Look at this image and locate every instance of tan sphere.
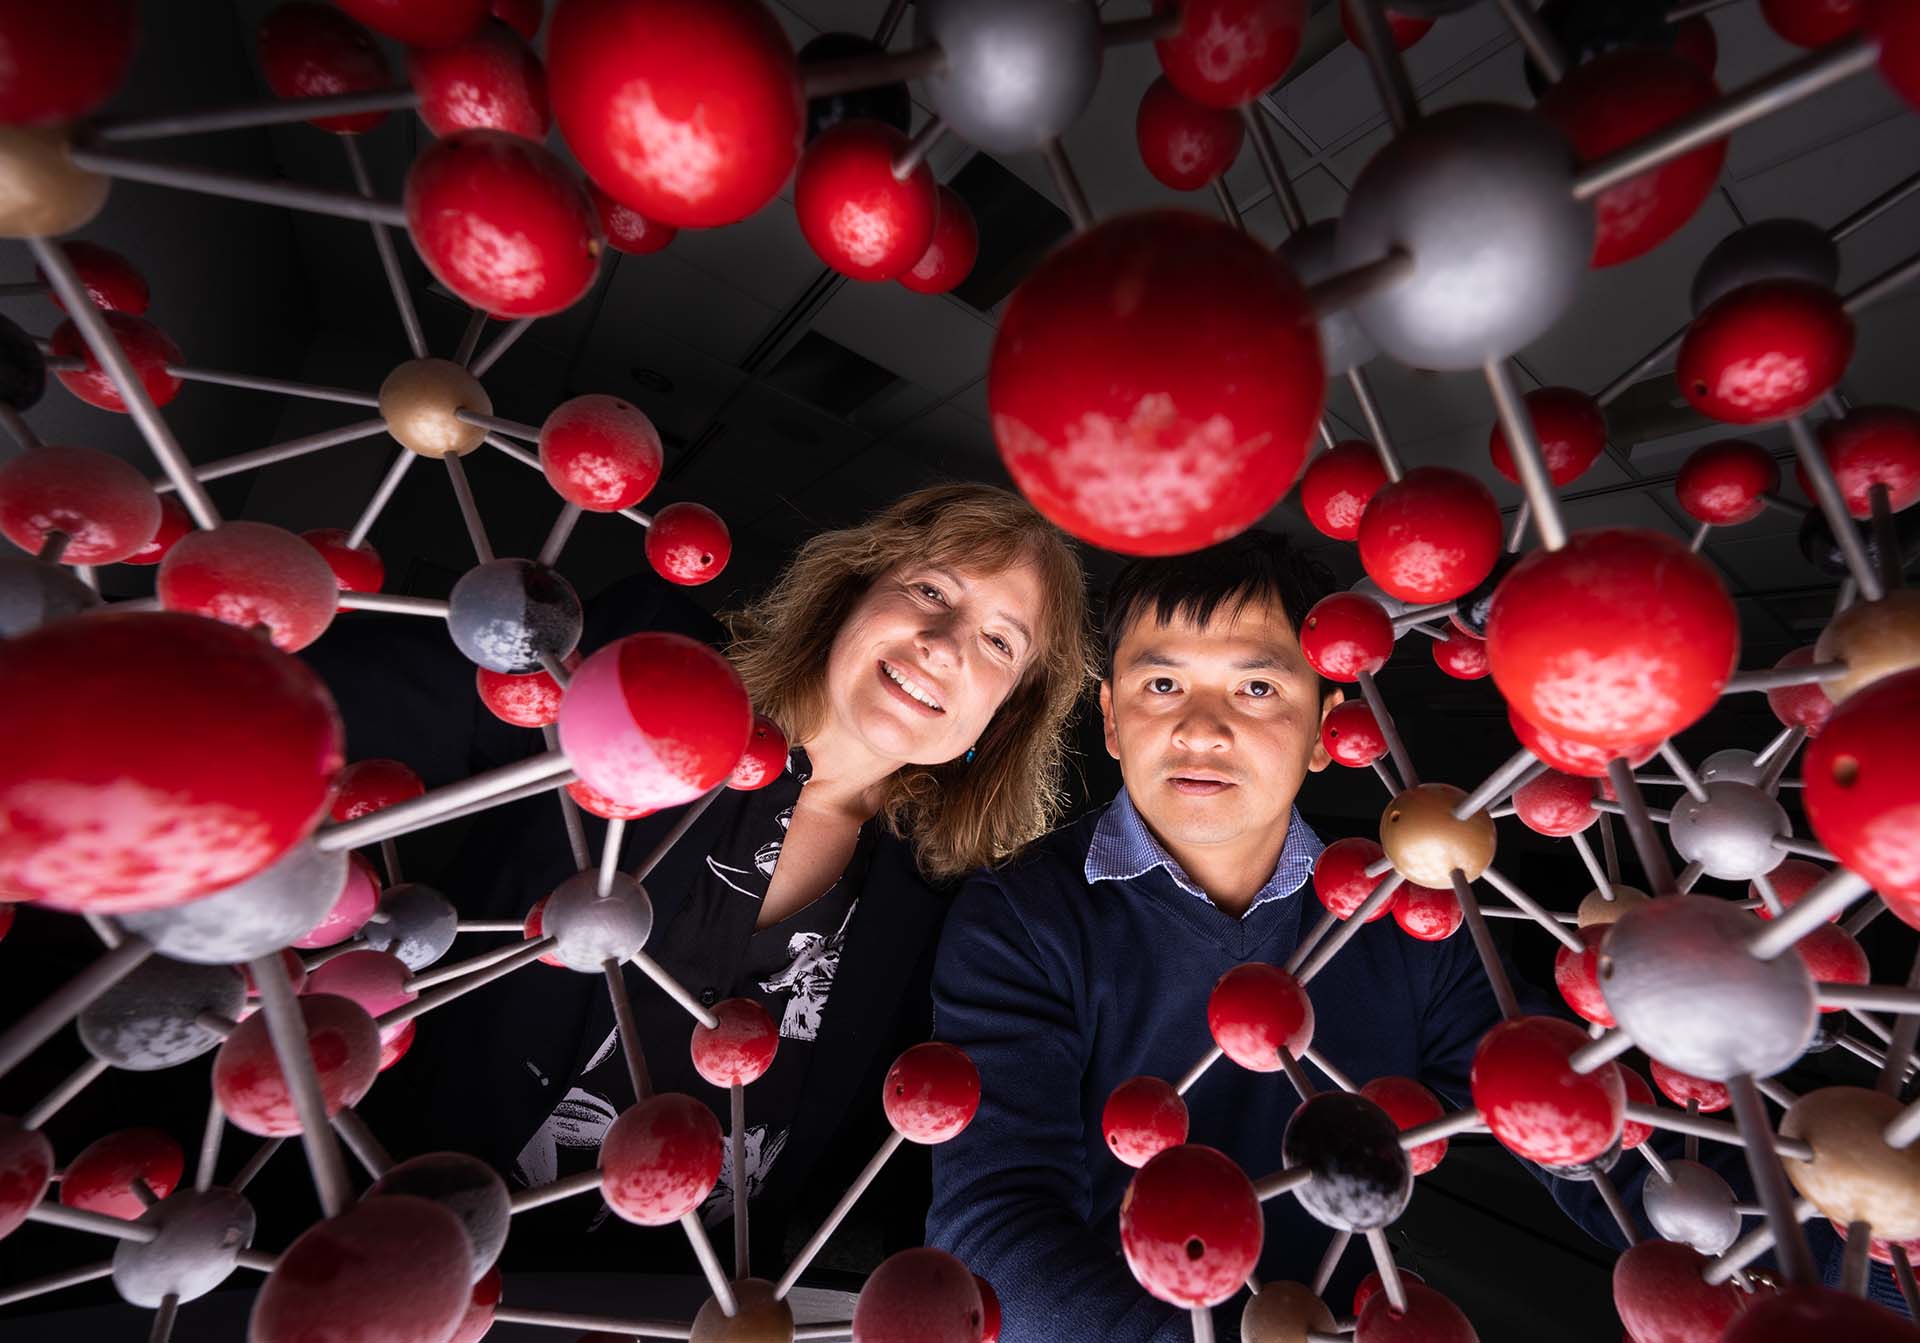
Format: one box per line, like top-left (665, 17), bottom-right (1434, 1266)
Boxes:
top-left (0, 126), bottom-right (109, 240)
top-left (1816, 589), bottom-right (1920, 704)
top-left (1242, 1280), bottom-right (1336, 1343)
top-left (378, 358), bottom-right (492, 458)
top-left (690, 1279), bottom-right (794, 1343)
top-left (1577, 885), bottom-right (1648, 928)
top-left (1780, 1086), bottom-right (1920, 1240)
top-left (1379, 783), bottom-right (1496, 887)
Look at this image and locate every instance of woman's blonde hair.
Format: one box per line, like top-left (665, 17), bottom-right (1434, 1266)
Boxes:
top-left (726, 483), bottom-right (1094, 882)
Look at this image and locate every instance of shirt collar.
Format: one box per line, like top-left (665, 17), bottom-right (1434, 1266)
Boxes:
top-left (1084, 786), bottom-right (1323, 916)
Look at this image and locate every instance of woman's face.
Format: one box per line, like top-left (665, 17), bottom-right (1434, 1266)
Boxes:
top-left (822, 557), bottom-right (1049, 767)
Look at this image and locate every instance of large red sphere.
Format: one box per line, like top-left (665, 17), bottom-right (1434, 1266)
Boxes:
top-left (1487, 387), bottom-right (1607, 487)
top-left (1619, 1066), bottom-right (1656, 1148)
top-left (0, 1119), bottom-right (52, 1242)
top-left (1102, 1076), bottom-right (1190, 1169)
top-left (1299, 440), bottom-right (1389, 542)
top-left (1321, 699), bottom-right (1387, 768)
top-left (1871, 0), bottom-right (1920, 110)
top-left (520, 894), bottom-right (568, 967)
top-left (1648, 1060), bottom-right (1728, 1114)
top-left (0, 0), bottom-right (137, 125)
top-left (645, 501), bottom-right (731, 586)
top-left (1314, 836), bottom-right (1391, 921)
top-left (1135, 75), bottom-right (1245, 191)
top-left (689, 996), bottom-right (779, 1087)
top-left (291, 852), bottom-right (380, 950)
top-left (1553, 925), bottom-right (1613, 1027)
top-left (600, 1092), bottom-right (724, 1225)
top-left (1487, 527), bottom-right (1738, 751)
top-left (539, 393), bottom-right (663, 511)
top-left (547, 0), bottom-right (802, 229)
top-left (122, 494), bottom-right (193, 566)
top-left (1353, 1282), bottom-right (1477, 1343)
top-left (795, 120), bottom-right (937, 283)
top-left (1300, 592), bottom-right (1393, 682)
top-left (989, 210), bottom-right (1323, 556)
top-left (213, 993), bottom-right (381, 1135)
top-left (1804, 406), bottom-right (1920, 518)
top-left (1430, 629), bottom-right (1489, 681)
top-left (852, 1248), bottom-right (986, 1343)
top-left (883, 1042), bottom-right (980, 1144)
top-left (51, 312), bottom-right (181, 412)
top-left (1752, 857), bottom-right (1833, 920)
top-left (448, 1267), bottom-right (503, 1343)
top-left (589, 181), bottom-right (678, 256)
top-left (476, 653), bottom-right (577, 729)
top-left (1120, 1144), bottom-right (1263, 1307)
top-left (0, 612), bottom-right (342, 911)
top-left (1678, 280), bottom-right (1854, 425)
top-left (1512, 768), bottom-right (1597, 836)
top-left (305, 951), bottom-right (417, 1060)
top-left (1353, 1268), bottom-right (1427, 1318)
top-left (301, 528), bottom-right (384, 596)
top-left (898, 185), bottom-right (979, 297)
top-left (1470, 1015), bottom-right (1623, 1165)
top-left (1392, 880), bottom-right (1462, 942)
top-left (158, 521), bottom-right (340, 652)
top-left (1805, 666), bottom-right (1920, 895)
top-left (250, 1195), bottom-right (474, 1343)
top-left (493, 0), bottom-right (543, 40)
top-left (1207, 962), bottom-right (1313, 1071)
top-left (334, 0), bottom-right (489, 47)
top-left (566, 777), bottom-right (649, 821)
top-left (1795, 922), bottom-right (1870, 1008)
top-left (1760, 0), bottom-right (1864, 47)
top-left (1767, 645), bottom-right (1835, 737)
top-left (41, 241), bottom-right (149, 315)
top-left (59, 1128), bottom-right (183, 1220)
top-left (1677, 439), bottom-right (1779, 525)
top-left (258, 3), bottom-right (393, 134)
top-left (1356, 467), bottom-right (1501, 605)
top-left (1726, 1286), bottom-right (1920, 1343)
top-left (1612, 1240), bottom-right (1746, 1343)
top-left (1152, 0), bottom-right (1307, 109)
top-left (1338, 1), bottom-right (1435, 52)
top-left (329, 759), bottom-right (425, 823)
top-left (1507, 703), bottom-right (1658, 779)
top-left (406, 130), bottom-right (601, 318)
top-left (0, 444), bottom-right (160, 564)
top-left (975, 1274), bottom-right (1002, 1343)
top-left (1360, 1076), bottom-right (1448, 1175)
top-left (728, 713), bottom-right (788, 791)
top-left (409, 17), bottom-right (550, 141)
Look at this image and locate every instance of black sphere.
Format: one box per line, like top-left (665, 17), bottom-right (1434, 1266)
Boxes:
top-left (1453, 551), bottom-right (1520, 639)
top-left (0, 312), bottom-right (46, 410)
top-left (799, 33), bottom-right (912, 142)
top-left (1282, 1092), bottom-right (1412, 1231)
top-left (1524, 0), bottom-right (1675, 98)
top-left (1797, 506), bottom-right (1920, 580)
top-left (1803, 1015), bottom-right (1845, 1056)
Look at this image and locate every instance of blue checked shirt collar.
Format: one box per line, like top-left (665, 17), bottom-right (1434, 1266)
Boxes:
top-left (1084, 787), bottom-right (1323, 916)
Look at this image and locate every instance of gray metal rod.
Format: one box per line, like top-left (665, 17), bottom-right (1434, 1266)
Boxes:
top-left (348, 450), bottom-right (414, 552)
top-left (1398, 1107), bottom-right (1484, 1150)
top-left (337, 592), bottom-right (448, 618)
top-left (1570, 1029), bottom-right (1635, 1075)
top-left (488, 434), bottom-right (653, 530)
top-left (1872, 482), bottom-right (1903, 595)
top-left (1593, 1169), bottom-right (1641, 1246)
top-left (250, 952), bottom-right (352, 1218)
top-left (1817, 983), bottom-right (1920, 1014)
top-left (732, 1082), bottom-right (749, 1279)
top-left (1723, 662), bottom-right (1849, 693)
top-left (317, 750), bottom-right (574, 851)
top-left (1493, 0), bottom-right (1567, 82)
top-left (1832, 168), bottom-right (1920, 243)
top-left (1770, 835), bottom-right (1834, 863)
top-left (1102, 11), bottom-right (1184, 45)
top-left (1175, 1046), bottom-right (1223, 1097)
top-left (94, 88), bottom-right (419, 142)
top-left (1844, 247), bottom-right (1920, 317)
top-left (1748, 866), bottom-right (1876, 959)
top-left (195, 1093), bottom-right (224, 1192)
top-left (1355, 670), bottom-right (1417, 788)
top-left (1212, 177), bottom-right (1244, 230)
top-left (405, 935), bottom-right (551, 993)
top-left (598, 817), bottom-right (628, 899)
top-left (1479, 865), bottom-right (1587, 954)
top-left (1345, 367), bottom-right (1405, 481)
top-left (1278, 1048), bottom-right (1318, 1104)
top-left (1451, 870), bottom-right (1519, 1020)
top-left (631, 950), bottom-right (720, 1030)
top-left (22, 1056), bottom-right (110, 1130)
top-left (1040, 138), bottom-right (1094, 234)
top-left (1879, 948), bottom-right (1920, 1098)
top-left (1283, 909), bottom-right (1339, 976)
top-left (443, 453), bottom-right (494, 564)
top-left (1312, 1230), bottom-right (1351, 1297)
top-left (1253, 1166), bottom-right (1313, 1202)
top-left (1486, 358), bottom-right (1569, 550)
top-left (1569, 831), bottom-right (1612, 895)
top-left (1789, 415), bottom-right (1884, 601)
top-left (1597, 325), bottom-right (1687, 408)
top-left (1363, 1229), bottom-right (1407, 1313)
top-left (470, 317), bottom-right (535, 378)
top-left (508, 1169), bottom-right (603, 1214)
top-left (1894, 1246), bottom-right (1920, 1319)
top-left (330, 1106), bottom-right (392, 1177)
top-left (491, 1305), bottom-right (693, 1339)
top-left (155, 417), bottom-right (389, 492)
top-left (26, 1199), bottom-right (158, 1242)
top-left (775, 1131), bottom-right (905, 1298)
top-left (1728, 1073), bottom-right (1817, 1285)
top-left (342, 135), bottom-right (427, 360)
top-left (605, 960), bottom-right (653, 1103)
top-left (1625, 1102), bottom-right (1814, 1162)
top-left (1657, 741), bottom-right (1711, 803)
top-left (148, 1293), bottom-right (179, 1343)
top-left (0, 1260), bottom-right (116, 1309)
top-left (1751, 869), bottom-right (1787, 919)
top-left (1606, 758), bottom-right (1675, 893)
top-left (1347, 0), bottom-right (1419, 133)
top-left (378, 936), bottom-right (558, 1032)
top-left (634, 786), bottom-right (725, 883)
top-left (455, 409), bottom-right (541, 441)
top-left (1298, 874), bottom-right (1405, 985)
top-left (453, 309), bottom-right (488, 367)
top-left (1239, 104), bottom-right (1305, 236)
top-left (1704, 1198), bottom-right (1815, 1284)
top-left (1369, 759), bottom-right (1400, 797)
top-left (539, 501), bottom-right (584, 569)
top-left (168, 364), bottom-right (381, 407)
top-left (1303, 1047), bottom-right (1357, 1095)
top-left (1190, 1304), bottom-right (1215, 1343)
top-left (0, 402), bottom-right (41, 451)
top-left (1454, 748), bottom-right (1540, 820)
top-left (800, 44), bottom-right (944, 101)
top-left (681, 1211), bottom-right (738, 1317)
top-left (0, 935), bottom-right (154, 1082)
top-left (69, 147), bottom-right (411, 227)
top-left (872, 0), bottom-right (909, 44)
top-left (890, 116), bottom-right (946, 181)
top-left (1309, 248), bottom-right (1413, 321)
top-left (230, 1138), bottom-right (284, 1193)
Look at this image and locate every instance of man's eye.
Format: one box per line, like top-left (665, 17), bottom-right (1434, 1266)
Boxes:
top-left (1147, 677), bottom-right (1177, 694)
top-left (1246, 681), bottom-right (1275, 698)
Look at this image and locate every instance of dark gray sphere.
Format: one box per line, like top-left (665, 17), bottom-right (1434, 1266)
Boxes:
top-left (368, 1153), bottom-right (510, 1281)
top-left (1698, 749), bottom-right (1764, 788)
top-left (916, 0), bottom-right (1102, 154)
top-left (446, 558), bottom-right (582, 674)
top-left (1386, 0), bottom-right (1479, 14)
top-left (0, 311), bottom-right (45, 410)
top-left (1351, 576), bottom-right (1414, 620)
top-left (112, 1188), bottom-right (254, 1306)
top-left (1336, 104), bottom-right (1593, 370)
top-left (0, 554), bottom-right (98, 636)
top-left (541, 871), bottom-right (654, 972)
top-left (119, 843), bottom-right (345, 965)
top-left (1667, 781), bottom-right (1790, 882)
top-left (1644, 1159), bottom-right (1741, 1255)
top-left (1691, 219), bottom-right (1838, 315)
top-left (1280, 219), bottom-right (1380, 377)
top-left (1281, 1092), bottom-right (1412, 1231)
top-left (79, 956), bottom-right (245, 1071)
top-left (360, 882), bottom-right (457, 971)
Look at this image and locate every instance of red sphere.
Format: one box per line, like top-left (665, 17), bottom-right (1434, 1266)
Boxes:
top-left (243, 947), bottom-right (309, 1000)
top-left (599, 1092), bottom-right (724, 1225)
top-left (1804, 406), bottom-right (1920, 518)
top-left (795, 120), bottom-right (937, 282)
top-left (334, 0), bottom-right (489, 46)
top-left (301, 528), bottom-right (384, 595)
top-left (1392, 881), bottom-right (1462, 942)
top-left (520, 893), bottom-right (568, 967)
top-left (1507, 703), bottom-right (1658, 779)
top-left (852, 1248), bottom-right (986, 1343)
top-left (0, 0), bottom-right (137, 125)
top-left (406, 130), bottom-right (601, 318)
top-left (1727, 1288), bottom-right (1920, 1343)
top-left (410, 18), bottom-right (550, 141)
top-left (1752, 857), bottom-right (1833, 920)
top-left (1431, 629), bottom-right (1489, 681)
top-left (1673, 16), bottom-right (1720, 74)
top-left (1119, 1144), bottom-right (1263, 1307)
top-left (1300, 592), bottom-right (1394, 683)
top-left (0, 444), bottom-right (160, 564)
top-left (1152, 0), bottom-right (1307, 108)
top-left (493, 0), bottom-right (543, 41)
top-left (689, 996), bottom-right (779, 1087)
top-left (41, 241), bottom-right (149, 315)
top-left (1356, 466), bottom-right (1502, 606)
top-left (122, 494), bottom-right (193, 567)
top-left (1488, 387), bottom-right (1607, 487)
top-left (990, 210), bottom-right (1323, 556)
top-left (1870, 0), bottom-right (1920, 110)
top-left (258, 3), bottom-right (393, 134)
top-left (1538, 49), bottom-right (1726, 269)
top-left (1512, 768), bottom-right (1597, 836)
top-left (1649, 1059), bottom-right (1729, 1114)
top-left (728, 713), bottom-right (787, 791)
top-left (1678, 279), bottom-right (1854, 424)
top-left (1299, 440), bottom-right (1389, 542)
top-left (1353, 1268), bottom-right (1426, 1317)
top-left (1321, 699), bottom-right (1387, 768)
top-left (1677, 439), bottom-right (1779, 525)
top-left (213, 993), bottom-right (381, 1136)
top-left (1553, 925), bottom-right (1613, 1027)
top-left (1470, 1015), bottom-right (1624, 1165)
top-left (0, 904), bottom-right (12, 944)
top-left (330, 759), bottom-right (425, 823)
top-left (449, 1266), bottom-right (503, 1343)
top-left (1338, 1), bottom-right (1435, 52)
top-left (548, 0), bottom-right (802, 229)
top-left (898, 185), bottom-right (979, 297)
top-left (566, 777), bottom-right (650, 821)
top-left (251, 1196), bottom-right (474, 1343)
top-left (589, 181), bottom-right (678, 256)
top-left (976, 1274), bottom-right (1002, 1343)
top-left (1207, 962), bottom-right (1314, 1071)
top-left (0, 612), bottom-right (342, 911)
top-left (883, 1042), bottom-right (981, 1144)
top-left (158, 521), bottom-right (340, 652)
top-left (1135, 75), bottom-right (1245, 191)
top-left (292, 851), bottom-right (380, 950)
top-left (1314, 837), bottom-right (1391, 921)
top-left (51, 312), bottom-right (182, 412)
top-left (646, 501), bottom-right (731, 586)
top-left (1360, 1076), bottom-right (1447, 1175)
top-left (1805, 666), bottom-right (1920, 895)
top-left (539, 393), bottom-right (663, 512)
top-left (0, 1119), bottom-right (52, 1242)
top-left (1619, 1066), bottom-right (1656, 1148)
top-left (59, 1128), bottom-right (183, 1219)
top-left (1102, 1076), bottom-right (1190, 1169)
top-left (476, 653), bottom-right (577, 729)
top-left (1613, 1240), bottom-right (1746, 1343)
top-left (1354, 1282), bottom-right (1477, 1343)
top-left (1795, 922), bottom-right (1870, 1008)
top-left (1760, 0), bottom-right (1864, 47)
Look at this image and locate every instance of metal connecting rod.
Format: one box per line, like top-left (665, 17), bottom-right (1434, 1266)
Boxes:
top-left (93, 88), bottom-right (420, 142)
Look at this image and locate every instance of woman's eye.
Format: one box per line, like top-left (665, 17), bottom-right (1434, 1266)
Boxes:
top-left (917, 583), bottom-right (945, 603)
top-left (988, 634), bottom-right (1011, 655)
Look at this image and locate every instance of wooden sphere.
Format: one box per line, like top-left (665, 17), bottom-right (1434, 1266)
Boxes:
top-left (1241, 1280), bottom-right (1335, 1343)
top-left (0, 126), bottom-right (109, 239)
top-left (1780, 1086), bottom-right (1920, 1240)
top-left (1577, 885), bottom-right (1647, 928)
top-left (1379, 783), bottom-right (1495, 886)
top-left (378, 358), bottom-right (491, 458)
top-left (690, 1278), bottom-right (794, 1343)
top-left (1815, 589), bottom-right (1920, 704)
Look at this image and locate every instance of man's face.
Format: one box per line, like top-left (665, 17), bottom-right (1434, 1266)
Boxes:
top-left (1101, 598), bottom-right (1339, 852)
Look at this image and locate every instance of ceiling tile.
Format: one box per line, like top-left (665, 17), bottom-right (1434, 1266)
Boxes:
top-left (811, 276), bottom-right (997, 398)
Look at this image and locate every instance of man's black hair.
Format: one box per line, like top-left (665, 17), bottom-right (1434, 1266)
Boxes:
top-left (1100, 531), bottom-right (1338, 681)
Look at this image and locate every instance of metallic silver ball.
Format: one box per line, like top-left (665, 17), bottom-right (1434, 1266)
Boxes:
top-left (1351, 575), bottom-right (1414, 620)
top-left (119, 843), bottom-right (345, 965)
top-left (446, 558), bottom-right (582, 674)
top-left (1644, 1159), bottom-right (1741, 1256)
top-left (1279, 219), bottom-right (1380, 377)
top-left (541, 870), bottom-right (654, 973)
top-left (915, 0), bottom-right (1102, 155)
top-left (1698, 749), bottom-right (1765, 788)
top-left (79, 957), bottom-right (245, 1071)
top-left (368, 1153), bottom-right (510, 1281)
top-left (1600, 895), bottom-right (1816, 1081)
top-left (0, 554), bottom-right (98, 636)
top-left (1691, 219), bottom-right (1838, 315)
top-left (1668, 781), bottom-right (1790, 882)
top-left (1336, 104), bottom-right (1593, 370)
top-left (360, 882), bottom-right (458, 971)
top-left (111, 1187), bottom-right (254, 1306)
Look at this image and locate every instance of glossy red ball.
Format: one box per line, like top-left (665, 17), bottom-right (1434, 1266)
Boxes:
top-left (301, 528), bottom-right (384, 595)
top-left (1352, 1267), bottom-right (1426, 1317)
top-left (1356, 466), bottom-right (1501, 605)
top-left (59, 1128), bottom-right (183, 1220)
top-left (0, 0), bottom-right (137, 125)
top-left (251, 1196), bottom-right (474, 1343)
top-left (0, 444), bottom-right (160, 564)
top-left (1760, 0), bottom-right (1864, 47)
top-left (1314, 837), bottom-right (1392, 921)
top-left (335, 0), bottom-right (489, 46)
top-left (1805, 666), bottom-right (1920, 895)
top-left (1338, 1), bottom-right (1434, 52)
top-left (51, 312), bottom-right (182, 412)
top-left (1612, 1240), bottom-right (1746, 1343)
top-left (1678, 279), bottom-right (1854, 424)
top-left (883, 1042), bottom-right (980, 1144)
top-left (1752, 857), bottom-right (1833, 920)
top-left (1299, 440), bottom-right (1389, 542)
top-left (975, 1274), bottom-right (1003, 1343)
top-left (1392, 881), bottom-right (1462, 942)
top-left (242, 947), bottom-right (309, 1000)
top-left (121, 494), bottom-right (193, 567)
top-left (539, 393), bottom-right (662, 511)
top-left (158, 521), bottom-right (340, 652)
top-left (1487, 386), bottom-right (1607, 487)
top-left (1677, 439), bottom-right (1779, 525)
top-left (1354, 1282), bottom-right (1477, 1343)
top-left (548, 0), bottom-right (802, 229)
top-left (600, 1092), bottom-right (723, 1225)
top-left (41, 241), bottom-right (149, 315)
top-left (476, 652), bottom-right (578, 729)
top-left (1207, 962), bottom-right (1314, 1071)
top-left (1135, 75), bottom-right (1245, 191)
top-left (1673, 16), bottom-right (1720, 74)
top-left (1804, 405), bottom-right (1920, 518)
top-left (492, 0), bottom-right (543, 40)
top-left (566, 777), bottom-right (650, 821)
top-left (258, 3), bottom-right (393, 134)
top-left (1649, 1059), bottom-right (1729, 1113)
top-left (1553, 925), bottom-right (1613, 1027)
top-left (1870, 0), bottom-right (1920, 110)
top-left (1795, 922), bottom-right (1869, 1009)
top-left (410, 18), bottom-right (550, 141)
top-left (1152, 0), bottom-right (1307, 108)
top-left (1619, 1066), bottom-right (1656, 1148)
top-left (213, 993), bottom-right (381, 1135)
top-left (728, 713), bottom-right (787, 791)
top-left (291, 852), bottom-right (380, 950)
top-left (1767, 645), bottom-right (1834, 737)
top-left (689, 996), bottom-right (779, 1087)
top-left (520, 893), bottom-right (569, 967)
top-left (1301, 592), bottom-right (1393, 683)
top-left (588, 181), bottom-right (679, 256)
top-left (646, 501), bottom-right (731, 586)
top-left (1360, 1076), bottom-right (1447, 1175)
top-left (1471, 1015), bottom-right (1624, 1165)
top-left (852, 1248), bottom-right (986, 1343)
top-left (1321, 699), bottom-right (1387, 768)
top-left (795, 119), bottom-right (937, 282)
top-left (898, 185), bottom-right (979, 296)
top-left (1728, 1288), bottom-right (1920, 1343)
top-left (1102, 1076), bottom-right (1190, 1169)
top-left (0, 904), bottom-right (12, 944)
top-left (448, 1267), bottom-right (503, 1343)
top-left (329, 759), bottom-right (425, 823)
top-left (990, 210), bottom-right (1323, 556)
top-left (1431, 629), bottom-right (1489, 681)
top-left (1507, 703), bottom-right (1658, 779)
top-left (1120, 1144), bottom-right (1263, 1306)
top-left (1512, 768), bottom-right (1597, 836)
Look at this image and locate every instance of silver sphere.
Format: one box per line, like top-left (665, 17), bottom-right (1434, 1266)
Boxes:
top-left (1691, 219), bottom-right (1838, 315)
top-left (119, 842), bottom-right (345, 965)
top-left (446, 558), bottom-right (582, 674)
top-left (1667, 781), bottom-right (1790, 882)
top-left (1698, 749), bottom-right (1765, 788)
top-left (1600, 895), bottom-right (1816, 1081)
top-left (541, 870), bottom-right (654, 973)
top-left (1336, 104), bottom-right (1593, 371)
top-left (368, 1153), bottom-right (510, 1281)
top-left (0, 553), bottom-right (98, 636)
top-left (111, 1187), bottom-right (254, 1306)
top-left (915, 0), bottom-right (1102, 155)
top-left (1350, 575), bottom-right (1414, 620)
top-left (1279, 220), bottom-right (1379, 377)
top-left (1644, 1159), bottom-right (1741, 1256)
top-left (79, 956), bottom-right (245, 1071)
top-left (360, 882), bottom-right (457, 971)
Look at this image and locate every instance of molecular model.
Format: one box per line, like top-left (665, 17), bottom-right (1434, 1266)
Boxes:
top-left (0, 1), bottom-right (1918, 1342)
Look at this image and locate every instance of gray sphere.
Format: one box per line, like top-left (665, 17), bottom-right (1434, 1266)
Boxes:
top-left (119, 843), bottom-right (345, 965)
top-left (360, 882), bottom-right (457, 971)
top-left (0, 553), bottom-right (98, 636)
top-left (1698, 749), bottom-right (1765, 788)
top-left (1691, 219), bottom-right (1838, 315)
top-left (79, 956), bottom-right (245, 1071)
top-left (1336, 104), bottom-right (1593, 370)
top-left (1644, 1159), bottom-right (1741, 1256)
top-left (916, 0), bottom-right (1102, 155)
top-left (368, 1153), bottom-right (510, 1281)
top-left (447, 558), bottom-right (581, 674)
top-left (1351, 575), bottom-right (1414, 620)
top-left (1600, 895), bottom-right (1816, 1081)
top-left (111, 1188), bottom-right (254, 1306)
top-left (1668, 781), bottom-right (1790, 882)
top-left (1279, 219), bottom-right (1379, 377)
top-left (541, 871), bottom-right (654, 973)
top-left (1282, 1092), bottom-right (1412, 1232)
